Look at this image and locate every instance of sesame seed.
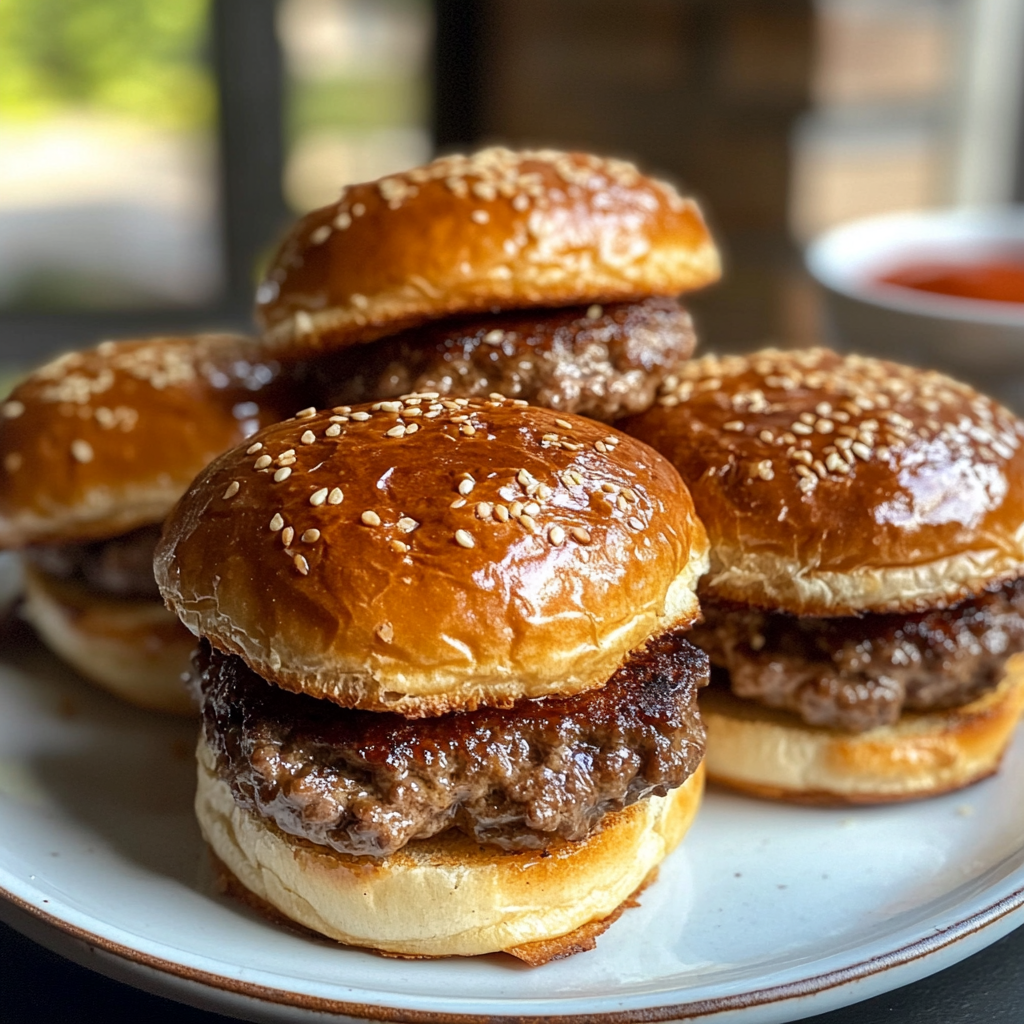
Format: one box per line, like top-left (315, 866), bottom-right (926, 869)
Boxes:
top-left (876, 446), bottom-right (891, 459)
top-left (851, 441), bottom-right (871, 461)
top-left (397, 517), bottom-right (419, 533)
top-left (815, 419), bottom-right (834, 434)
top-left (294, 554), bottom-right (309, 575)
top-left (274, 467), bottom-right (292, 482)
top-left (517, 469), bottom-right (533, 487)
top-left (548, 525), bottom-right (566, 546)
top-left (247, 442), bottom-right (263, 455)
top-left (450, 497), bottom-right (467, 508)
top-left (254, 455), bottom-right (272, 469)
top-left (622, 488), bottom-right (637, 502)
top-left (351, 411), bottom-right (371, 421)
top-left (537, 484), bottom-right (553, 499)
top-left (386, 425), bottom-right (407, 438)
top-left (555, 418), bottom-right (573, 430)
top-left (334, 212), bottom-right (352, 230)
top-left (295, 407), bottom-right (316, 420)
top-left (795, 464), bottom-right (814, 479)
top-left (510, 501), bottom-right (524, 518)
top-left (376, 621), bottom-right (394, 642)
top-left (325, 424), bottom-right (342, 437)
top-left (379, 400), bottom-right (403, 412)
top-left (223, 481), bottom-right (240, 499)
top-left (757, 460), bottom-right (774, 481)
top-left (519, 513), bottom-right (537, 532)
top-left (484, 329), bottom-right (505, 345)
top-left (301, 529), bottom-right (320, 543)
top-left (455, 529), bottom-right (475, 548)
top-left (270, 513), bottom-right (285, 531)
top-left (476, 501), bottom-right (493, 518)
top-left (825, 452), bottom-right (845, 473)
top-left (2, 401), bottom-right (24, 419)
top-left (361, 510), bottom-right (381, 526)
top-left (461, 424), bottom-right (476, 436)
top-left (301, 430), bottom-right (316, 444)
top-left (723, 420), bottom-right (744, 432)
top-left (628, 516), bottom-right (644, 530)
top-left (309, 487), bottom-right (329, 506)
top-left (471, 209), bottom-right (489, 224)
top-left (328, 487), bottom-right (344, 504)
top-left (458, 478), bottom-right (475, 496)
top-left (791, 422), bottom-right (813, 436)
top-left (310, 224), bottom-right (331, 244)
top-left (812, 459), bottom-right (827, 479)
top-left (793, 450), bottom-right (813, 465)
top-left (595, 441), bottom-right (608, 453)
top-left (281, 526), bottom-right (295, 545)
top-left (495, 504), bottom-right (510, 522)
top-left (523, 501), bottom-right (539, 517)
top-left (601, 482), bottom-right (618, 493)
top-left (586, 304), bottom-right (603, 319)
top-left (71, 439), bottom-right (93, 463)
top-left (570, 526), bottom-right (591, 544)
top-left (391, 540), bottom-right (409, 554)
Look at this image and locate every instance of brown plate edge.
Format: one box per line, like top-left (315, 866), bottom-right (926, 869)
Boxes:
top-left (1, 879), bottom-right (1023, 1023)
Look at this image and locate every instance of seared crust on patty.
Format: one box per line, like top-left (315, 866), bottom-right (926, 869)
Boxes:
top-left (195, 632), bottom-right (708, 858)
top-left (692, 578), bottom-right (1024, 732)
top-left (307, 298), bottom-right (696, 422)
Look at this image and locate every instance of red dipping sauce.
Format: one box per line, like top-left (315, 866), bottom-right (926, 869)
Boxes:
top-left (878, 257), bottom-right (1024, 304)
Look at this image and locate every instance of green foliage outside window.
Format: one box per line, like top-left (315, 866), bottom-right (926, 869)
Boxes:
top-left (0, 0), bottom-right (213, 130)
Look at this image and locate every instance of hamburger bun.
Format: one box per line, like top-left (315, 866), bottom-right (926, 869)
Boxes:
top-left (196, 734), bottom-right (704, 959)
top-left (621, 348), bottom-right (1024, 616)
top-left (156, 395), bottom-right (708, 715)
top-left (255, 147), bottom-right (720, 358)
top-left (22, 563), bottom-right (195, 715)
top-left (700, 656), bottom-right (1024, 803)
top-left (0, 334), bottom-right (295, 548)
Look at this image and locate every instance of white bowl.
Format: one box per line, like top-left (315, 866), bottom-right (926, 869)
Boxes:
top-left (806, 207), bottom-right (1024, 409)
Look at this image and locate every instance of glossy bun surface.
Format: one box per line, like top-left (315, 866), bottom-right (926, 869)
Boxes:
top-left (156, 395), bottom-right (707, 715)
top-left (621, 348), bottom-right (1024, 615)
top-left (256, 147), bottom-right (720, 357)
top-left (0, 335), bottom-right (296, 547)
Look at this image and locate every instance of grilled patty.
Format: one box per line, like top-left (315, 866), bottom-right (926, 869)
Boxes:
top-left (692, 578), bottom-right (1024, 732)
top-left (306, 297), bottom-right (696, 422)
top-left (26, 524), bottom-right (163, 600)
top-left (196, 631), bottom-right (708, 858)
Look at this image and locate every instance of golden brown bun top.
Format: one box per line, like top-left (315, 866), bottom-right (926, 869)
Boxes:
top-left (620, 348), bottom-right (1024, 616)
top-left (0, 335), bottom-right (299, 548)
top-left (155, 395), bottom-right (708, 716)
top-left (255, 147), bottom-right (721, 358)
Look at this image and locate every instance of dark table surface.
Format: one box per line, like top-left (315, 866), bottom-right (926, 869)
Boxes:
top-left (3, 915), bottom-right (1023, 1024)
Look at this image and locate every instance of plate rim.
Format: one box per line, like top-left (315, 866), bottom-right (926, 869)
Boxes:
top-left (4, 873), bottom-right (1024, 1024)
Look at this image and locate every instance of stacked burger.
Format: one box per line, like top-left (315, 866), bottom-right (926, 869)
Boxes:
top-left (623, 348), bottom-right (1024, 803)
top-left (0, 334), bottom-right (296, 713)
top-left (155, 395), bottom-right (710, 960)
top-left (254, 147), bottom-right (720, 420)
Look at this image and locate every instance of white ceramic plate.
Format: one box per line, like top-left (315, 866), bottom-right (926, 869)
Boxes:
top-left (2, 623), bottom-right (1024, 1024)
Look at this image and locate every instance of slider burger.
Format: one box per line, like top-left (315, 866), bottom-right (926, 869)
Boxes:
top-left (621, 349), bottom-right (1024, 803)
top-left (255, 147), bottom-right (720, 420)
top-left (154, 394), bottom-right (710, 960)
top-left (0, 335), bottom-right (295, 713)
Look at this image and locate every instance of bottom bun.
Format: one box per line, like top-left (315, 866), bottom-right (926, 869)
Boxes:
top-left (22, 565), bottom-right (196, 715)
top-left (196, 736), bottom-right (704, 959)
top-left (701, 654), bottom-right (1024, 804)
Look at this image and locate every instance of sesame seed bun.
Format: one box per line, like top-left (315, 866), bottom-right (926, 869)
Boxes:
top-left (620, 349), bottom-right (1024, 616)
top-left (699, 657), bottom-right (1024, 803)
top-left (196, 735), bottom-right (704, 959)
top-left (0, 335), bottom-right (297, 548)
top-left (155, 396), bottom-right (708, 716)
top-left (255, 147), bottom-right (721, 358)
top-left (22, 564), bottom-right (195, 715)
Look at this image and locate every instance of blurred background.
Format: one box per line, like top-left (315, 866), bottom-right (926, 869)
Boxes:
top-left (1, 0), bottom-right (1022, 366)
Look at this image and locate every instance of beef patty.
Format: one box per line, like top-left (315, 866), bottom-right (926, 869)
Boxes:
top-left (305, 296), bottom-right (695, 422)
top-left (26, 523), bottom-right (163, 600)
top-left (196, 632), bottom-right (708, 859)
top-left (692, 578), bottom-right (1024, 733)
